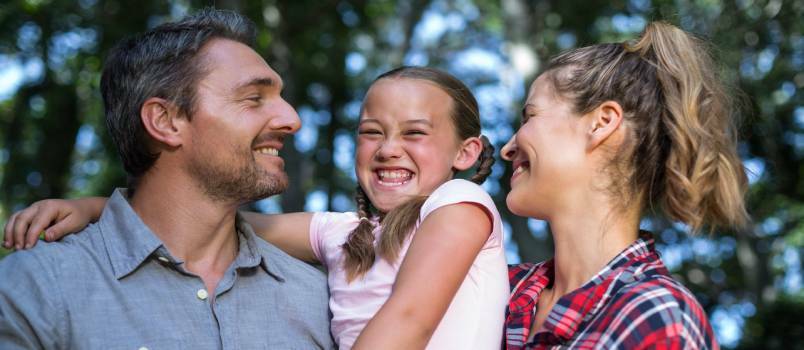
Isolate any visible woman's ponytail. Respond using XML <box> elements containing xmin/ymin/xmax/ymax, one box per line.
<box><xmin>627</xmin><ymin>22</ymin><xmax>749</xmax><ymax>231</ymax></box>
<box><xmin>543</xmin><ymin>21</ymin><xmax>749</xmax><ymax>232</ymax></box>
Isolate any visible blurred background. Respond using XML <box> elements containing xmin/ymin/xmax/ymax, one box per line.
<box><xmin>0</xmin><ymin>0</ymin><xmax>801</xmax><ymax>347</ymax></box>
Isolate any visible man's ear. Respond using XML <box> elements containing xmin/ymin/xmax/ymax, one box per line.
<box><xmin>140</xmin><ymin>97</ymin><xmax>185</xmax><ymax>148</ymax></box>
<box><xmin>587</xmin><ymin>100</ymin><xmax>624</xmax><ymax>152</ymax></box>
<box><xmin>453</xmin><ymin>136</ymin><xmax>483</xmax><ymax>171</ymax></box>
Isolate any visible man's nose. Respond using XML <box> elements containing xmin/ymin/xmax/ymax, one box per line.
<box><xmin>501</xmin><ymin>135</ymin><xmax>517</xmax><ymax>161</ymax></box>
<box><xmin>267</xmin><ymin>97</ymin><xmax>301</xmax><ymax>134</ymax></box>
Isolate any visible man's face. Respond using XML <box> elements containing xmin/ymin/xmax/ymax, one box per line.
<box><xmin>183</xmin><ymin>38</ymin><xmax>300</xmax><ymax>204</ymax></box>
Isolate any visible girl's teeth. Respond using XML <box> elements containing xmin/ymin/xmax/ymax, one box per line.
<box><xmin>378</xmin><ymin>170</ymin><xmax>411</xmax><ymax>180</ymax></box>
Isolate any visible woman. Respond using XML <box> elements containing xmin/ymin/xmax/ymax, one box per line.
<box><xmin>501</xmin><ymin>22</ymin><xmax>747</xmax><ymax>349</ymax></box>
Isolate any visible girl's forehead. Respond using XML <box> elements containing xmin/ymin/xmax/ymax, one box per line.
<box><xmin>360</xmin><ymin>79</ymin><xmax>453</xmax><ymax>123</ymax></box>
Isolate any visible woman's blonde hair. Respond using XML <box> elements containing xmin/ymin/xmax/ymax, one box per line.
<box><xmin>543</xmin><ymin>21</ymin><xmax>749</xmax><ymax>232</ymax></box>
<box><xmin>341</xmin><ymin>66</ymin><xmax>495</xmax><ymax>281</ymax></box>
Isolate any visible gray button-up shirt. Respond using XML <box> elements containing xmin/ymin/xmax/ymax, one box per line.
<box><xmin>0</xmin><ymin>189</ymin><xmax>334</xmax><ymax>349</ymax></box>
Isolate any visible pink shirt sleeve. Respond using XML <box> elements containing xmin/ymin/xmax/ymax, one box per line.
<box><xmin>309</xmin><ymin>211</ymin><xmax>362</xmax><ymax>269</ymax></box>
<box><xmin>309</xmin><ymin>212</ymin><xmax>332</xmax><ymax>267</ymax></box>
<box><xmin>419</xmin><ymin>179</ymin><xmax>503</xmax><ymax>248</ymax></box>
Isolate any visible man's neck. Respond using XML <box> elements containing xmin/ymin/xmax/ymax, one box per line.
<box><xmin>129</xmin><ymin>174</ymin><xmax>240</xmax><ymax>294</ymax></box>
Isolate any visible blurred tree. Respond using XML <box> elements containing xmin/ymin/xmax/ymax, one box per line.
<box><xmin>0</xmin><ymin>0</ymin><xmax>801</xmax><ymax>347</ymax></box>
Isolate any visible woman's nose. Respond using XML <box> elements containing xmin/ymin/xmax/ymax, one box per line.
<box><xmin>501</xmin><ymin>135</ymin><xmax>517</xmax><ymax>161</ymax></box>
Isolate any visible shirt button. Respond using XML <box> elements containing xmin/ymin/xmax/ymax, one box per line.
<box><xmin>196</xmin><ymin>289</ymin><xmax>208</xmax><ymax>300</ymax></box>
<box><xmin>157</xmin><ymin>256</ymin><xmax>169</xmax><ymax>263</ymax></box>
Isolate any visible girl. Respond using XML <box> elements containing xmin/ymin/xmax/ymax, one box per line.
<box><xmin>3</xmin><ymin>67</ymin><xmax>510</xmax><ymax>349</ymax></box>
<box><xmin>502</xmin><ymin>22</ymin><xmax>747</xmax><ymax>348</ymax></box>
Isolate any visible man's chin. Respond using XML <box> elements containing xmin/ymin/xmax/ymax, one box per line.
<box><xmin>248</xmin><ymin>174</ymin><xmax>288</xmax><ymax>201</ymax></box>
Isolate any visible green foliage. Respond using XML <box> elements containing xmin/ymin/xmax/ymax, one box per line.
<box><xmin>0</xmin><ymin>0</ymin><xmax>801</xmax><ymax>347</ymax></box>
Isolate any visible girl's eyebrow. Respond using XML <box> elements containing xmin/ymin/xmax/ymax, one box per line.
<box><xmin>358</xmin><ymin>118</ymin><xmax>381</xmax><ymax>126</ymax></box>
<box><xmin>403</xmin><ymin>119</ymin><xmax>433</xmax><ymax>127</ymax></box>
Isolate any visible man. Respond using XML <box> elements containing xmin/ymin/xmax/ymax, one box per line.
<box><xmin>0</xmin><ymin>8</ymin><xmax>333</xmax><ymax>349</ymax></box>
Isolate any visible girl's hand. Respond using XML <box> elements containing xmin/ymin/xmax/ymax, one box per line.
<box><xmin>3</xmin><ymin>197</ymin><xmax>107</xmax><ymax>250</ymax></box>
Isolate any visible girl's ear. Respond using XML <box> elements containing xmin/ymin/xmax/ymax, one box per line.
<box><xmin>587</xmin><ymin>100</ymin><xmax>624</xmax><ymax>152</ymax></box>
<box><xmin>140</xmin><ymin>97</ymin><xmax>186</xmax><ymax>148</ymax></box>
<box><xmin>453</xmin><ymin>136</ymin><xmax>483</xmax><ymax>171</ymax></box>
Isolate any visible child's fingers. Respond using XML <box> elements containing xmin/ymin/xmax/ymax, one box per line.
<box><xmin>3</xmin><ymin>211</ymin><xmax>20</xmax><ymax>248</ymax></box>
<box><xmin>42</xmin><ymin>213</ymin><xmax>77</xmax><ymax>242</ymax></box>
<box><xmin>25</xmin><ymin>207</ymin><xmax>57</xmax><ymax>249</ymax></box>
<box><xmin>12</xmin><ymin>206</ymin><xmax>39</xmax><ymax>250</ymax></box>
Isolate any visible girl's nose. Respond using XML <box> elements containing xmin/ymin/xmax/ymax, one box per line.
<box><xmin>501</xmin><ymin>135</ymin><xmax>517</xmax><ymax>161</ymax></box>
<box><xmin>376</xmin><ymin>138</ymin><xmax>403</xmax><ymax>160</ymax></box>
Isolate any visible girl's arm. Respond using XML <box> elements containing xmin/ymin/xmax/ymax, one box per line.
<box><xmin>3</xmin><ymin>198</ymin><xmax>318</xmax><ymax>263</ymax></box>
<box><xmin>351</xmin><ymin>202</ymin><xmax>492</xmax><ymax>349</ymax></box>
<box><xmin>3</xmin><ymin>197</ymin><xmax>106</xmax><ymax>250</ymax></box>
<box><xmin>240</xmin><ymin>212</ymin><xmax>317</xmax><ymax>263</ymax></box>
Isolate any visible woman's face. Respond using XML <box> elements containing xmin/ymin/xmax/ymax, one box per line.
<box><xmin>501</xmin><ymin>74</ymin><xmax>589</xmax><ymax>219</ymax></box>
<box><xmin>355</xmin><ymin>78</ymin><xmax>465</xmax><ymax>213</ymax></box>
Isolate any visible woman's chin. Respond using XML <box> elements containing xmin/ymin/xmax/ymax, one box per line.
<box><xmin>506</xmin><ymin>194</ymin><xmax>528</xmax><ymax>217</ymax></box>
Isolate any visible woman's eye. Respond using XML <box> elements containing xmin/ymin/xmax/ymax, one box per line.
<box><xmin>359</xmin><ymin>129</ymin><xmax>381</xmax><ymax>135</ymax></box>
<box><xmin>246</xmin><ymin>95</ymin><xmax>262</xmax><ymax>103</ymax></box>
<box><xmin>405</xmin><ymin>130</ymin><xmax>426</xmax><ymax>136</ymax></box>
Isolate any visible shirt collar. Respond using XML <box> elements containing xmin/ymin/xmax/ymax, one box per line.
<box><xmin>234</xmin><ymin>212</ymin><xmax>285</xmax><ymax>282</ymax></box>
<box><xmin>533</xmin><ymin>231</ymin><xmax>659</xmax><ymax>342</ymax></box>
<box><xmin>99</xmin><ymin>189</ymin><xmax>165</xmax><ymax>279</ymax></box>
<box><xmin>99</xmin><ymin>189</ymin><xmax>285</xmax><ymax>282</ymax></box>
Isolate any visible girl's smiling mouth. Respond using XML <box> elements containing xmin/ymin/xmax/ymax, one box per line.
<box><xmin>374</xmin><ymin>168</ymin><xmax>414</xmax><ymax>187</ymax></box>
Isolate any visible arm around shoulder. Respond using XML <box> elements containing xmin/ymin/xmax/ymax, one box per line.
<box><xmin>240</xmin><ymin>211</ymin><xmax>317</xmax><ymax>263</ymax></box>
<box><xmin>0</xmin><ymin>250</ymin><xmax>67</xmax><ymax>349</ymax></box>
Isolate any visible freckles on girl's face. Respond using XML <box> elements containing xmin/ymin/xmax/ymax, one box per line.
<box><xmin>355</xmin><ymin>78</ymin><xmax>463</xmax><ymax>213</ymax></box>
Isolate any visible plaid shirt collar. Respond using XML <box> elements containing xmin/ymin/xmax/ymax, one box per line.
<box><xmin>506</xmin><ymin>231</ymin><xmax>658</xmax><ymax>346</ymax></box>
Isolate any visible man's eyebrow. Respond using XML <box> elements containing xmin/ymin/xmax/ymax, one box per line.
<box><xmin>233</xmin><ymin>77</ymin><xmax>281</xmax><ymax>91</ymax></box>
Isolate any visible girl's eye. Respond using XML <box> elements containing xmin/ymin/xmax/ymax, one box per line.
<box><xmin>358</xmin><ymin>129</ymin><xmax>381</xmax><ymax>135</ymax></box>
<box><xmin>404</xmin><ymin>130</ymin><xmax>427</xmax><ymax>136</ymax></box>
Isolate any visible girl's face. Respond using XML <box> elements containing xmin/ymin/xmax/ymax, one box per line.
<box><xmin>356</xmin><ymin>78</ymin><xmax>467</xmax><ymax>213</ymax></box>
<box><xmin>501</xmin><ymin>75</ymin><xmax>589</xmax><ymax>219</ymax></box>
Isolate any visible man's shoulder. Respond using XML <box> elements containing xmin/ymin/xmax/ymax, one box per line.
<box><xmin>252</xmin><ymin>237</ymin><xmax>327</xmax><ymax>284</ymax></box>
<box><xmin>0</xmin><ymin>223</ymin><xmax>106</xmax><ymax>277</ymax></box>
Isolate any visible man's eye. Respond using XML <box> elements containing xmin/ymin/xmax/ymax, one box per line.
<box><xmin>246</xmin><ymin>95</ymin><xmax>262</xmax><ymax>103</ymax></box>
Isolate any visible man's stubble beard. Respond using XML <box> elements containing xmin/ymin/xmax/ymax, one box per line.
<box><xmin>187</xmin><ymin>142</ymin><xmax>287</xmax><ymax>204</ymax></box>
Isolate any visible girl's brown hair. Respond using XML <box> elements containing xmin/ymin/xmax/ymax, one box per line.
<box><xmin>341</xmin><ymin>66</ymin><xmax>495</xmax><ymax>281</ymax></box>
<box><xmin>543</xmin><ymin>21</ymin><xmax>749</xmax><ymax>232</ymax></box>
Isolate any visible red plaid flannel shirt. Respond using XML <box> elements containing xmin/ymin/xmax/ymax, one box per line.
<box><xmin>505</xmin><ymin>232</ymin><xmax>718</xmax><ymax>349</ymax></box>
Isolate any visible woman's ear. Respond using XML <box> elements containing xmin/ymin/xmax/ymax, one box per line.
<box><xmin>587</xmin><ymin>100</ymin><xmax>624</xmax><ymax>152</ymax></box>
<box><xmin>140</xmin><ymin>97</ymin><xmax>186</xmax><ymax>148</ymax></box>
<box><xmin>453</xmin><ymin>136</ymin><xmax>483</xmax><ymax>171</ymax></box>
